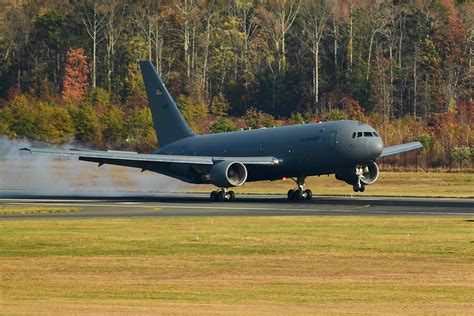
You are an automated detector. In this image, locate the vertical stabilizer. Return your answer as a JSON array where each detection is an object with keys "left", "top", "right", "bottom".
[{"left": 140, "top": 60, "right": 194, "bottom": 147}]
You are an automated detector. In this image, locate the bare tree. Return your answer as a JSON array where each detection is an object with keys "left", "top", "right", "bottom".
[
  {"left": 104, "top": 0, "right": 126, "bottom": 92},
  {"left": 82, "top": 0, "right": 107, "bottom": 88},
  {"left": 365, "top": 4, "right": 388, "bottom": 82},
  {"left": 258, "top": 0, "right": 301, "bottom": 74},
  {"left": 230, "top": 0, "right": 260, "bottom": 91},
  {"left": 331, "top": 0, "right": 343, "bottom": 72},
  {"left": 341, "top": 0, "right": 369, "bottom": 77},
  {"left": 301, "top": 0, "right": 333, "bottom": 112},
  {"left": 174, "top": 0, "right": 196, "bottom": 79},
  {"left": 378, "top": 2, "right": 400, "bottom": 118},
  {"left": 133, "top": 0, "right": 165, "bottom": 75},
  {"left": 257, "top": 0, "right": 301, "bottom": 114}
]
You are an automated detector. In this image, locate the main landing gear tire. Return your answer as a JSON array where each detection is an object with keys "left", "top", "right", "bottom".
[
  {"left": 287, "top": 189, "right": 312, "bottom": 201},
  {"left": 287, "top": 176, "right": 313, "bottom": 201},
  {"left": 210, "top": 190, "right": 235, "bottom": 202},
  {"left": 287, "top": 189, "right": 294, "bottom": 200},
  {"left": 217, "top": 190, "right": 226, "bottom": 202}
]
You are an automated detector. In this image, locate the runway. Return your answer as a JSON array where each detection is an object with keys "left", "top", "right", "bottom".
[{"left": 0, "top": 193, "right": 473, "bottom": 219}]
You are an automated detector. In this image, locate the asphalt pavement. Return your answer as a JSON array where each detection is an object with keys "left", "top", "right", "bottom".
[{"left": 0, "top": 193, "right": 472, "bottom": 219}]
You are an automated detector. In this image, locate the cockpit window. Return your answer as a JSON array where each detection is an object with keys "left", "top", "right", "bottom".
[{"left": 354, "top": 131, "right": 379, "bottom": 138}]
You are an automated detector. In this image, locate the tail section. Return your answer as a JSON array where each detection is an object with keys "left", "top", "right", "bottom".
[{"left": 140, "top": 60, "right": 194, "bottom": 147}]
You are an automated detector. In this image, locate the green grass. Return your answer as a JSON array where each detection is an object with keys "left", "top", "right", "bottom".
[{"left": 1, "top": 217, "right": 473, "bottom": 314}]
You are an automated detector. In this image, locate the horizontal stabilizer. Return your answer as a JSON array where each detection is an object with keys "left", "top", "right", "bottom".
[{"left": 380, "top": 141, "right": 423, "bottom": 157}]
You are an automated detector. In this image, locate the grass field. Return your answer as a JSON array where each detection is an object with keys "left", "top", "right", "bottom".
[
  {"left": 1, "top": 216, "right": 473, "bottom": 314},
  {"left": 0, "top": 206, "right": 80, "bottom": 215},
  {"left": 205, "top": 172, "right": 474, "bottom": 198}
]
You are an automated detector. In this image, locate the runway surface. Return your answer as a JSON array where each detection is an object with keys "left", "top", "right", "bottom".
[{"left": 0, "top": 193, "right": 473, "bottom": 219}]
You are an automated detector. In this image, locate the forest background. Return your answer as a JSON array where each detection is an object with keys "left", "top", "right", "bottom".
[{"left": 0, "top": 0, "right": 472, "bottom": 169}]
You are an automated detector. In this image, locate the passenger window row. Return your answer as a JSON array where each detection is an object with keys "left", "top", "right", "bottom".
[{"left": 352, "top": 131, "right": 379, "bottom": 138}]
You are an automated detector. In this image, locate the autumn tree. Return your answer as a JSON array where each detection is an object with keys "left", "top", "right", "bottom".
[
  {"left": 209, "top": 116, "right": 238, "bottom": 133},
  {"left": 71, "top": 103, "right": 101, "bottom": 145},
  {"left": 62, "top": 48, "right": 89, "bottom": 102}
]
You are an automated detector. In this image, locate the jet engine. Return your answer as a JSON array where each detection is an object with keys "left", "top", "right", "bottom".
[
  {"left": 336, "top": 161, "right": 379, "bottom": 185},
  {"left": 209, "top": 161, "right": 248, "bottom": 187},
  {"left": 357, "top": 161, "right": 379, "bottom": 185}
]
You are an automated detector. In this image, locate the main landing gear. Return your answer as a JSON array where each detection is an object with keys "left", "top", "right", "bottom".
[
  {"left": 287, "top": 177, "right": 313, "bottom": 201},
  {"left": 210, "top": 189, "right": 235, "bottom": 202}
]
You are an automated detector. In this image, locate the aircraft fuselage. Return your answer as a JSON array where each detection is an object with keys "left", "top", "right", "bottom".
[{"left": 154, "top": 120, "right": 383, "bottom": 183}]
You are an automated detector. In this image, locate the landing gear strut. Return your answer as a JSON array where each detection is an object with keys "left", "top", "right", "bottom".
[
  {"left": 352, "top": 181, "right": 366, "bottom": 192},
  {"left": 353, "top": 168, "right": 366, "bottom": 192},
  {"left": 287, "top": 177, "right": 313, "bottom": 201},
  {"left": 210, "top": 189, "right": 235, "bottom": 202}
]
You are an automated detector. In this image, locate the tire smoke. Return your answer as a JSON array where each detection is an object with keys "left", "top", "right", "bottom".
[{"left": 0, "top": 137, "right": 186, "bottom": 196}]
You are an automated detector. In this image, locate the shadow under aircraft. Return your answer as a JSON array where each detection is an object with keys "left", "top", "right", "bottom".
[{"left": 22, "top": 61, "right": 422, "bottom": 202}]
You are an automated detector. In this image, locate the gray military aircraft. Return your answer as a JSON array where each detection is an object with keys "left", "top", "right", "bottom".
[{"left": 22, "top": 61, "right": 423, "bottom": 201}]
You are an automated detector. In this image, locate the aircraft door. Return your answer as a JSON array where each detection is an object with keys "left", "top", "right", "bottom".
[{"left": 329, "top": 131, "right": 337, "bottom": 149}]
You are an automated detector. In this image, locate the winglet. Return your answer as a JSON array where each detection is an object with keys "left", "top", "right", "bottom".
[{"left": 380, "top": 141, "right": 423, "bottom": 157}]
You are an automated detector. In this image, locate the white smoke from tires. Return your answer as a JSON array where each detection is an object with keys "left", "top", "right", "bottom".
[{"left": 0, "top": 136, "right": 185, "bottom": 196}]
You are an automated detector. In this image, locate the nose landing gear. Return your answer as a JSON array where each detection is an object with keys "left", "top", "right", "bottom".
[
  {"left": 210, "top": 189, "right": 235, "bottom": 202},
  {"left": 352, "top": 181, "right": 366, "bottom": 192},
  {"left": 353, "top": 167, "right": 366, "bottom": 192},
  {"left": 287, "top": 177, "right": 313, "bottom": 201}
]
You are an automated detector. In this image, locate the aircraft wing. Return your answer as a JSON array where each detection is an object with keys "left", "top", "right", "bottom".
[
  {"left": 20, "top": 147, "right": 281, "bottom": 168},
  {"left": 380, "top": 141, "right": 423, "bottom": 158}
]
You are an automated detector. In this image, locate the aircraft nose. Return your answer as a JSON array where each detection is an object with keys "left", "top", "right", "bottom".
[{"left": 368, "top": 138, "right": 384, "bottom": 158}]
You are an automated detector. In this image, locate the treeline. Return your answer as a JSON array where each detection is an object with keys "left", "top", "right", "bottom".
[
  {"left": 0, "top": 0, "right": 472, "bottom": 166},
  {"left": 0, "top": 89, "right": 471, "bottom": 167}
]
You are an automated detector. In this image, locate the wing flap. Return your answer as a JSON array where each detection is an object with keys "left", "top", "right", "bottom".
[{"left": 380, "top": 141, "right": 423, "bottom": 157}]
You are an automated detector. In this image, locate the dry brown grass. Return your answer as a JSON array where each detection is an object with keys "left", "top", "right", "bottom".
[
  {"left": 0, "top": 205, "right": 80, "bottom": 215},
  {"left": 1, "top": 217, "right": 473, "bottom": 314},
  {"left": 200, "top": 171, "right": 474, "bottom": 198},
  {"left": 3, "top": 300, "right": 472, "bottom": 315}
]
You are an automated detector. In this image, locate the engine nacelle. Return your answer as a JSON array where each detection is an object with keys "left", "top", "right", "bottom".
[
  {"left": 336, "top": 162, "right": 379, "bottom": 185},
  {"left": 358, "top": 161, "right": 379, "bottom": 185},
  {"left": 209, "top": 161, "right": 248, "bottom": 188}
]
